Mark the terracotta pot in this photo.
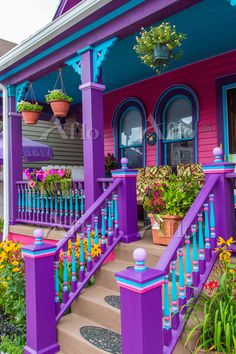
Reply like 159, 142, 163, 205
148, 214, 182, 245
49, 100, 70, 117
21, 111, 40, 125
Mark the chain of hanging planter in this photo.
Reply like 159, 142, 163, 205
17, 83, 43, 125
45, 68, 73, 118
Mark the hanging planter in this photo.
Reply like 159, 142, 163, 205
17, 83, 43, 125
134, 22, 186, 73
45, 68, 73, 118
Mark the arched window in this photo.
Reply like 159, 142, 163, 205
154, 86, 199, 166
113, 99, 146, 168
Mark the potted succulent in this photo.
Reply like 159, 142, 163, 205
105, 153, 118, 177
143, 174, 200, 245
0, 217, 3, 241
45, 89, 73, 118
17, 100, 43, 125
134, 22, 186, 73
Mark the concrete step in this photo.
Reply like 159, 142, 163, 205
57, 313, 118, 354
94, 259, 133, 292
72, 285, 121, 333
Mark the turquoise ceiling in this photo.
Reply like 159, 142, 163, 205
33, 0, 236, 104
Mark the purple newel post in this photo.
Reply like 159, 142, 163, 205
80, 49, 105, 209
8, 90, 23, 224
22, 229, 59, 354
203, 147, 236, 240
116, 248, 166, 354
112, 158, 139, 243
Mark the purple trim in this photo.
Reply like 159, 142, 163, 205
53, 0, 82, 20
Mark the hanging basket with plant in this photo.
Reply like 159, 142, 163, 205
134, 22, 186, 73
17, 83, 43, 125
45, 68, 73, 118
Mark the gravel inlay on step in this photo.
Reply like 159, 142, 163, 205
80, 326, 121, 353
104, 295, 120, 309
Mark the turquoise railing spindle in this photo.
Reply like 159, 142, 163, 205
54, 193, 58, 224
209, 194, 216, 250
94, 216, 99, 245
37, 191, 41, 222
25, 185, 28, 219
69, 191, 73, 225
28, 188, 32, 220
41, 192, 45, 223
17, 185, 21, 218
79, 232, 85, 282
104, 206, 108, 235
111, 195, 114, 222
50, 193, 53, 223
163, 274, 172, 346
113, 194, 119, 238
59, 193, 63, 225
107, 200, 113, 246
204, 203, 211, 262
33, 190, 36, 221
54, 256, 60, 314
198, 212, 206, 274
101, 208, 107, 253
22, 184, 25, 219
87, 224, 93, 272
71, 236, 77, 292
192, 224, 200, 287
75, 189, 79, 220
80, 189, 85, 216
171, 259, 179, 329
185, 234, 193, 300
45, 193, 49, 223
64, 194, 68, 225
178, 246, 186, 313
63, 246, 69, 303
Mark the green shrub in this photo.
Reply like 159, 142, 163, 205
17, 101, 43, 113
45, 89, 73, 103
0, 336, 24, 354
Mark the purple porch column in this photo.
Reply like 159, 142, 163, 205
80, 49, 105, 209
8, 90, 23, 223
22, 229, 59, 354
112, 157, 139, 243
116, 248, 166, 354
203, 147, 235, 240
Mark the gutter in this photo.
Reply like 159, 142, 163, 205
0, 83, 9, 241
0, 0, 112, 72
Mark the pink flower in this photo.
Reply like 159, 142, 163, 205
58, 169, 65, 177
29, 180, 35, 188
49, 169, 57, 175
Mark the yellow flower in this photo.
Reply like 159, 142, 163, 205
217, 236, 226, 246
12, 260, 19, 266
12, 267, 20, 273
91, 245, 102, 258
225, 237, 235, 247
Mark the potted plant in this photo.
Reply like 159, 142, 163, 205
0, 217, 3, 241
105, 153, 118, 177
143, 174, 200, 245
184, 237, 236, 353
134, 22, 186, 73
45, 89, 73, 118
17, 100, 43, 125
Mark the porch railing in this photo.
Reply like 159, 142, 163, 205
16, 180, 85, 228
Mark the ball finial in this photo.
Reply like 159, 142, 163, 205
34, 229, 44, 245
133, 248, 147, 272
213, 147, 223, 163
121, 157, 128, 169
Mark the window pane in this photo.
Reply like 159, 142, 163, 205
165, 98, 193, 140
227, 88, 236, 155
166, 141, 193, 166
120, 109, 143, 147
122, 147, 143, 168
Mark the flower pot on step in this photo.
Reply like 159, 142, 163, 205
49, 100, 70, 118
21, 111, 40, 125
148, 214, 182, 246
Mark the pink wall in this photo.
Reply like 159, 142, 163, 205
104, 50, 236, 165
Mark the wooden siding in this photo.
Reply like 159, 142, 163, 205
104, 50, 236, 165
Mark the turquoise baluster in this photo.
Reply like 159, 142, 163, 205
22, 184, 25, 219
28, 188, 32, 220
25, 185, 28, 219
80, 189, 85, 216
185, 234, 193, 300
79, 232, 85, 281
33, 190, 36, 221
41, 192, 45, 222
107, 200, 113, 246
54, 193, 58, 224
17, 184, 21, 219
50, 192, 53, 223
59, 193, 63, 225
104, 206, 108, 235
94, 216, 99, 245
113, 194, 119, 238
192, 224, 200, 287
69, 191, 73, 225
198, 212, 206, 274
101, 208, 107, 253
171, 259, 179, 329
63, 246, 69, 303
75, 188, 79, 220
163, 274, 172, 346
204, 203, 211, 261
36, 191, 40, 222
45, 193, 49, 223
71, 236, 77, 292
64, 194, 68, 225
209, 194, 216, 250
54, 257, 60, 314
111, 195, 114, 222
87, 224, 93, 271
178, 246, 186, 313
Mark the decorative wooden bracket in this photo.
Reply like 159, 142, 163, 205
66, 37, 118, 83
16, 81, 30, 103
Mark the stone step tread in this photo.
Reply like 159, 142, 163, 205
58, 313, 118, 354
78, 285, 120, 309
99, 258, 133, 273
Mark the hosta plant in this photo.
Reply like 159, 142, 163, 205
45, 89, 73, 103
184, 237, 236, 353
17, 100, 43, 112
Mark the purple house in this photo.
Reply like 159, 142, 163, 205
0, 1, 236, 353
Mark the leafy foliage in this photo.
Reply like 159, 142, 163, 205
0, 336, 24, 354
134, 22, 186, 73
105, 153, 118, 174
45, 89, 73, 103
17, 100, 43, 113
0, 218, 3, 234
184, 237, 236, 353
